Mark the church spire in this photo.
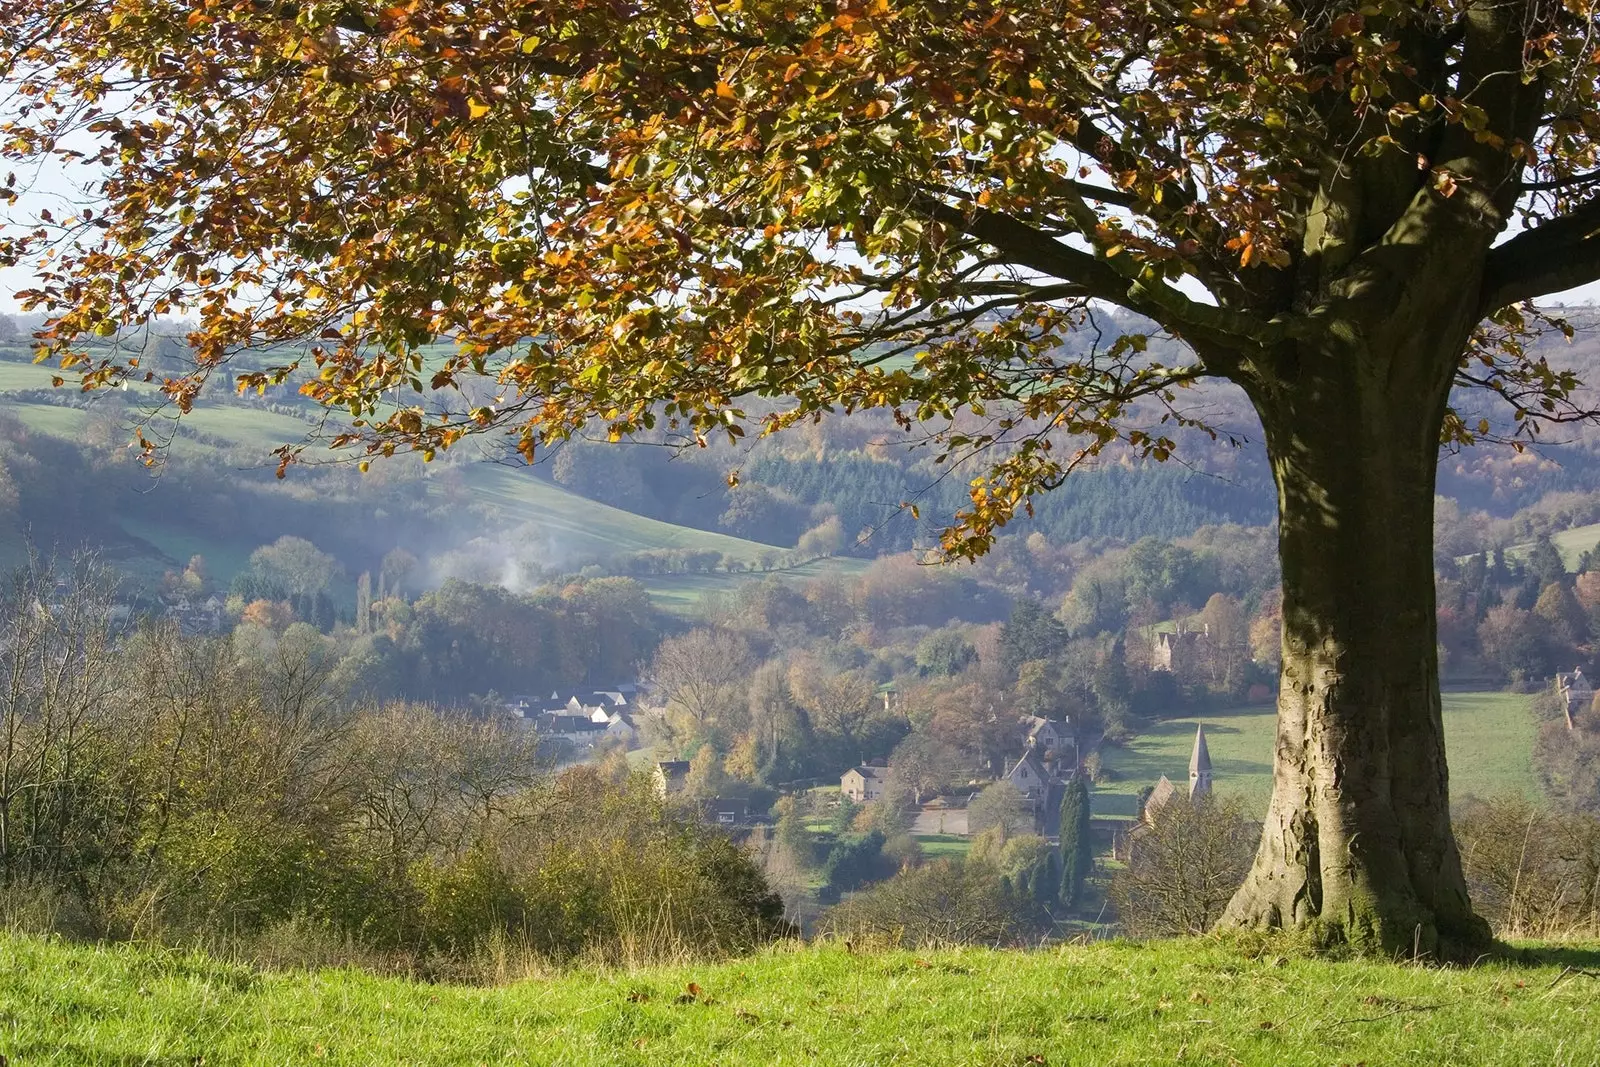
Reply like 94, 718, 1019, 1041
1189, 723, 1213, 799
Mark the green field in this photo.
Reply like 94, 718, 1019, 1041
1553, 522, 1600, 569
914, 833, 972, 860
1095, 691, 1539, 818
2, 932, 1596, 1065
635, 557, 874, 610
1495, 521, 1600, 571
455, 464, 787, 565
0, 354, 851, 604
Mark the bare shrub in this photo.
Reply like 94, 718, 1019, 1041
1455, 795, 1600, 939
1110, 794, 1255, 937
824, 857, 1044, 948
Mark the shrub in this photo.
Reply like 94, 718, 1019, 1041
825, 858, 1046, 948
822, 830, 889, 893
1454, 795, 1600, 939
0, 558, 786, 973
1110, 794, 1255, 938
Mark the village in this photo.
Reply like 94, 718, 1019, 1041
498, 676, 1220, 885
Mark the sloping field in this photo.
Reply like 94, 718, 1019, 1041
1553, 522, 1600, 569
1094, 691, 1539, 818
455, 464, 784, 563
1494, 521, 1600, 571
1, 933, 1594, 1065
0, 354, 849, 602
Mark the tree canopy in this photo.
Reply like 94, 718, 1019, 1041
2, 0, 1595, 536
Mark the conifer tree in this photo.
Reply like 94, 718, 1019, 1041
1058, 776, 1093, 910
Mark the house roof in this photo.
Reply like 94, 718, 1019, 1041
1026, 717, 1070, 745
1145, 775, 1177, 820
656, 760, 692, 776
845, 765, 891, 781
541, 714, 606, 734
1007, 751, 1048, 783
1189, 724, 1213, 775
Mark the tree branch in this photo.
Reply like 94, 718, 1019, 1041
912, 196, 1285, 356
1480, 195, 1600, 313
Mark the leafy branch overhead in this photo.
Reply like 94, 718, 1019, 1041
3, 0, 1600, 553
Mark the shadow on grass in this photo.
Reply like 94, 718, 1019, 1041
1148, 721, 1247, 736
1512, 943, 1600, 969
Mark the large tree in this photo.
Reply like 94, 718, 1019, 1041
6, 0, 1600, 955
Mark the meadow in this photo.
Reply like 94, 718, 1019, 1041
1093, 691, 1539, 818
2, 932, 1595, 1065
0, 348, 861, 608
1553, 522, 1600, 569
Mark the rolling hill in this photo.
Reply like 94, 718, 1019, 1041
0, 343, 862, 608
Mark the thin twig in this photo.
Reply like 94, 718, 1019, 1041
1321, 1004, 1438, 1028
1543, 965, 1600, 994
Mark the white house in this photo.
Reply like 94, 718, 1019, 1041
841, 765, 891, 803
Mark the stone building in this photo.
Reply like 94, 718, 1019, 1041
1557, 667, 1594, 729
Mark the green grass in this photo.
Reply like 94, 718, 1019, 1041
914, 833, 971, 860
2, 933, 1597, 1065
0, 360, 68, 390
6, 403, 92, 438
1552, 522, 1600, 570
1095, 692, 1539, 819
454, 464, 785, 563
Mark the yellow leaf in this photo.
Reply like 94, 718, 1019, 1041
467, 97, 491, 119
716, 81, 736, 99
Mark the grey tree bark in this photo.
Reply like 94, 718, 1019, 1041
1220, 273, 1495, 957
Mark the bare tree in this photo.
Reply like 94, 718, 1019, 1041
648, 628, 752, 730
967, 782, 1033, 840
1111, 795, 1255, 938
788, 657, 879, 759
0, 551, 125, 887
826, 858, 1040, 948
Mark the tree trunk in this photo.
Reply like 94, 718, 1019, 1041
1220, 307, 1494, 959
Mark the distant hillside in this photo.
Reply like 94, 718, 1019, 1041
3, 306, 1600, 599
0, 340, 861, 607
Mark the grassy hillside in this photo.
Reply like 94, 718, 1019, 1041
1094, 691, 1539, 818
1553, 522, 1600, 569
2, 933, 1594, 1065
1495, 520, 1600, 571
0, 348, 866, 607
